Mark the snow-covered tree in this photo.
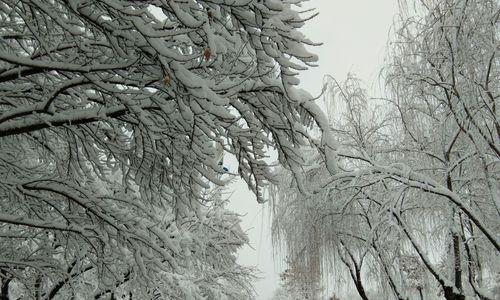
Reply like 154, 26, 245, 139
271, 0, 499, 299
0, 0, 327, 298
385, 0, 499, 297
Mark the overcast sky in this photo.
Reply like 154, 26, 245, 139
228, 1, 398, 299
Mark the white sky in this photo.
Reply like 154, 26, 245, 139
228, 1, 398, 299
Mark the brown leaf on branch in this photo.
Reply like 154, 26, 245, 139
204, 47, 212, 61
163, 73, 171, 86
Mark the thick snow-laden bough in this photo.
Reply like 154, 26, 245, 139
0, 0, 332, 298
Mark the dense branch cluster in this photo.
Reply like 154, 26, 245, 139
0, 0, 325, 298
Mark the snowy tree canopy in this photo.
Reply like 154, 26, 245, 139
0, 0, 325, 298
0, 0, 324, 204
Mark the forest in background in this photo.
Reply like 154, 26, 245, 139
0, 0, 498, 299
271, 1, 499, 299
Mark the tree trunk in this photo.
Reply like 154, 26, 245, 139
0, 269, 11, 300
338, 243, 370, 300
417, 286, 423, 300
452, 231, 463, 299
447, 172, 464, 300
443, 286, 465, 300
353, 268, 370, 300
